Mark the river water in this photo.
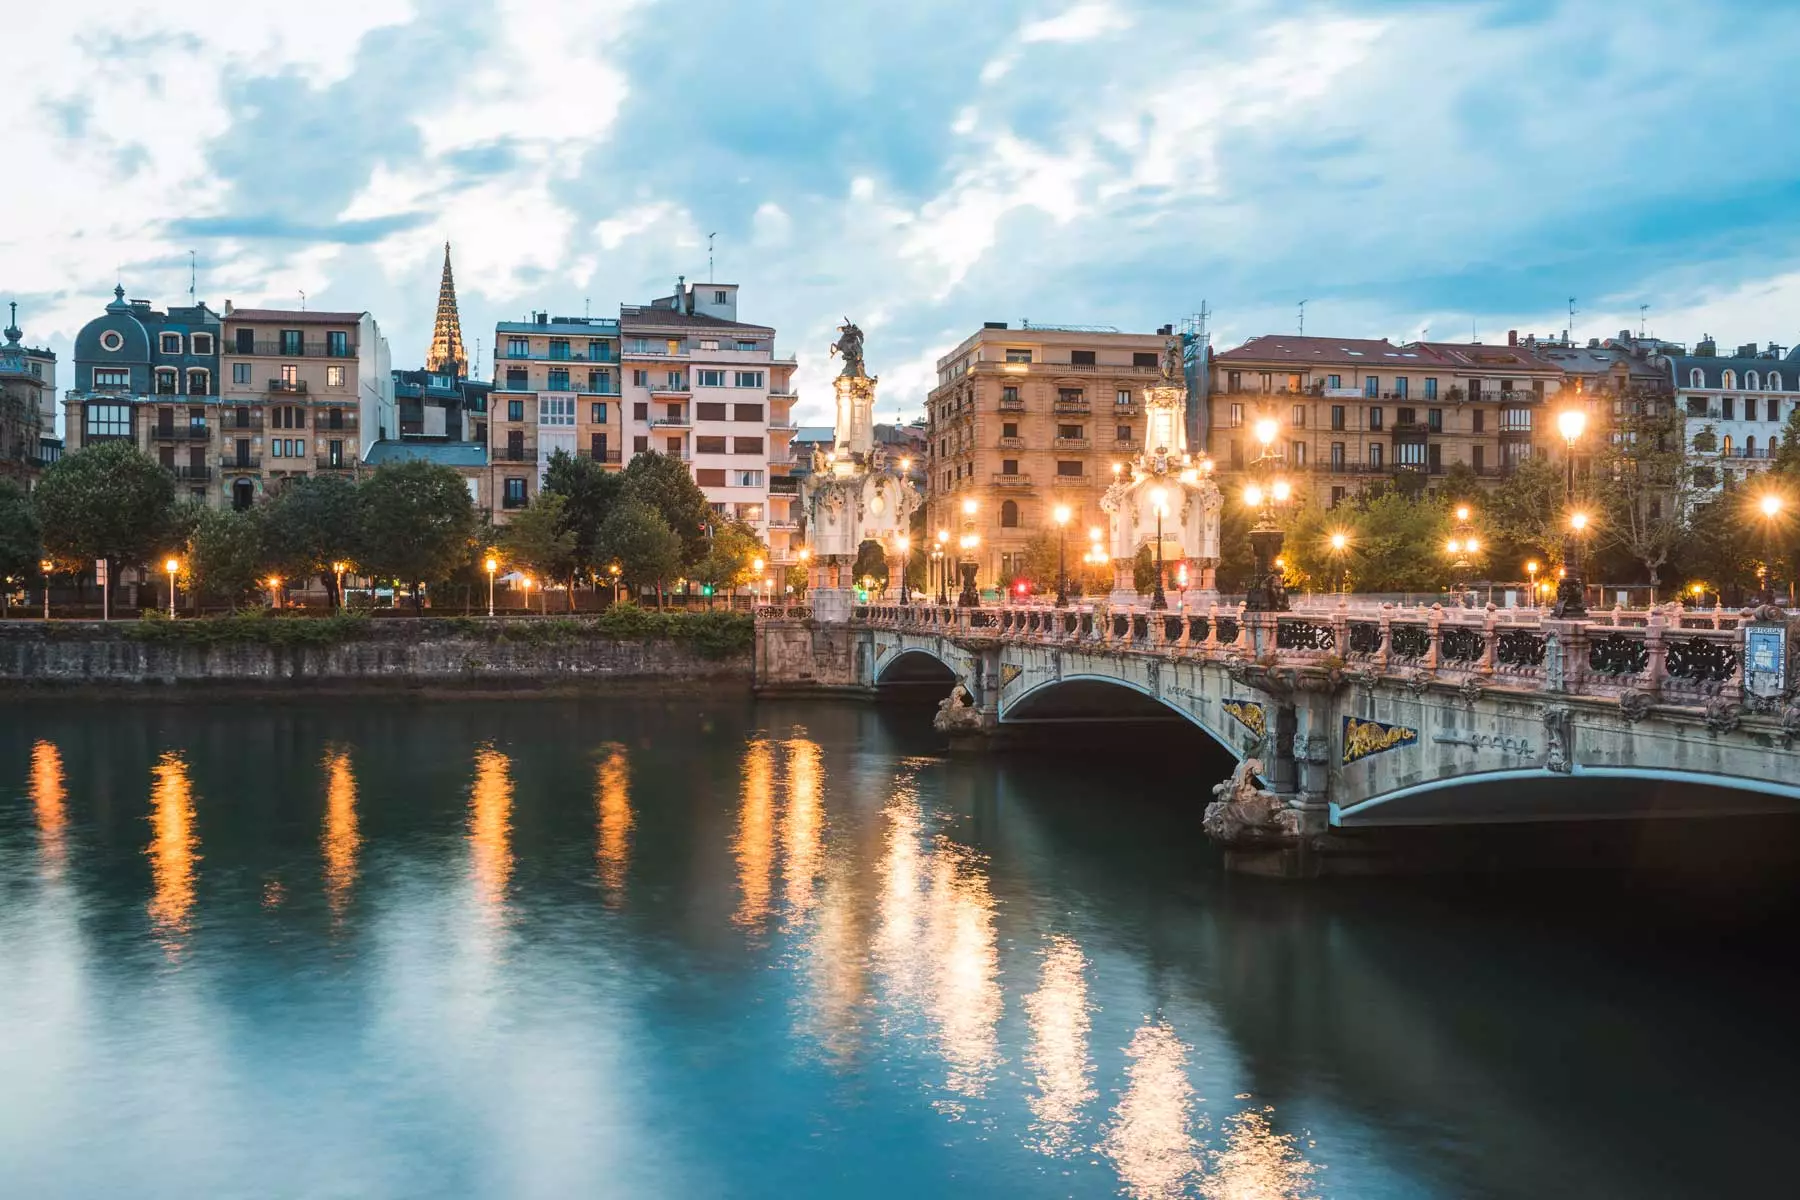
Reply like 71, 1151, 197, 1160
2, 695, 1796, 1199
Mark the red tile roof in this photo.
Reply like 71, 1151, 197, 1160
1406, 341, 1557, 371
1215, 335, 1430, 365
225, 309, 365, 325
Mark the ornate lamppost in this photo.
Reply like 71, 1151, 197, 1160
1756, 492, 1783, 605
957, 498, 980, 607
1525, 559, 1539, 610
165, 557, 180, 619
1328, 531, 1349, 594
1243, 416, 1292, 611
333, 560, 349, 611
485, 556, 498, 616
1053, 503, 1072, 608
1149, 487, 1169, 610
1553, 407, 1588, 617
40, 558, 52, 621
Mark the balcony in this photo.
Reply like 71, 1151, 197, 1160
232, 340, 357, 358
650, 383, 692, 397
577, 449, 624, 464
1053, 436, 1091, 450
1052, 397, 1091, 414
769, 477, 801, 495
651, 412, 692, 428
268, 379, 308, 395
315, 455, 357, 471
499, 445, 536, 462
221, 415, 265, 432
219, 455, 263, 470
997, 436, 1025, 449
1499, 426, 1534, 441
999, 397, 1026, 412
1113, 438, 1140, 451
149, 425, 212, 442
1112, 400, 1143, 415
164, 465, 212, 481
991, 472, 1033, 488
1390, 421, 1431, 437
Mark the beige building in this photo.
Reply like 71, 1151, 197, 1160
217, 306, 393, 509
487, 313, 622, 520
925, 323, 1168, 586
1209, 334, 1568, 508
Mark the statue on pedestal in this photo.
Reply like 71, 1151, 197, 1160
829, 319, 867, 379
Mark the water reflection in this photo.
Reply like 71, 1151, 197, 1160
927, 841, 1002, 1106
595, 743, 631, 906
468, 745, 514, 915
732, 739, 776, 928
321, 747, 359, 916
1024, 934, 1095, 1155
1101, 1020, 1203, 1200
30, 740, 68, 875
780, 736, 823, 926
146, 751, 199, 945
1202, 1108, 1318, 1200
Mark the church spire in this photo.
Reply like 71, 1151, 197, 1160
426, 241, 469, 378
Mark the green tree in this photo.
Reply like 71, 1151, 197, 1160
1487, 454, 1567, 570
1595, 389, 1688, 602
355, 460, 477, 613
1679, 492, 1760, 604
620, 451, 713, 568
693, 519, 767, 604
543, 449, 624, 575
1770, 403, 1800, 481
263, 474, 362, 606
596, 499, 682, 606
1306, 491, 1455, 593
33, 441, 176, 603
851, 538, 890, 596
185, 507, 266, 611
0, 480, 41, 616
501, 492, 578, 611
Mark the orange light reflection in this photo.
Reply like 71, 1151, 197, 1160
30, 740, 68, 875
780, 736, 823, 926
732, 739, 776, 928
321, 747, 360, 917
595, 743, 632, 906
1024, 934, 1095, 1155
146, 751, 199, 942
1100, 1020, 1203, 1200
468, 745, 514, 914
1201, 1107, 1320, 1200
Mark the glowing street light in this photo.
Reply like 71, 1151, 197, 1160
485, 555, 498, 617
40, 558, 52, 621
1554, 407, 1589, 616
1253, 416, 1279, 449
267, 575, 282, 610
332, 560, 350, 612
1243, 483, 1265, 508
1052, 503, 1073, 608
1526, 559, 1539, 608
1149, 487, 1170, 610
1756, 492, 1785, 603
1328, 530, 1350, 594
165, 557, 180, 619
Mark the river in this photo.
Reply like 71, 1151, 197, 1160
2, 695, 1795, 1198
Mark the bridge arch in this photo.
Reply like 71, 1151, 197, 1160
873, 646, 963, 685
1001, 672, 1250, 762
1335, 766, 1800, 828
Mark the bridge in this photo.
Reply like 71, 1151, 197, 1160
754, 597, 1800, 875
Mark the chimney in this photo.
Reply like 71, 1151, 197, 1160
224, 299, 234, 316
1508, 330, 1518, 346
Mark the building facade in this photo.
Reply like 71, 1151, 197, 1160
1, 304, 56, 484
1667, 338, 1800, 492
216, 305, 392, 510
64, 286, 222, 502
486, 312, 621, 519
925, 323, 1168, 586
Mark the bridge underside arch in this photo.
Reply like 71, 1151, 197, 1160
874, 647, 961, 685
1337, 767, 1800, 828
1001, 674, 1247, 762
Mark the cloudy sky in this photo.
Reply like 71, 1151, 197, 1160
10, 0, 1800, 424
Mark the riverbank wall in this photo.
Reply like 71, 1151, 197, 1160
0, 616, 752, 693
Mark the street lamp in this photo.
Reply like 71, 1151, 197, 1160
40, 558, 52, 620
520, 574, 534, 614
484, 556, 499, 616
1244, 415, 1292, 612
892, 536, 910, 602
752, 556, 764, 606
1149, 487, 1169, 610
332, 560, 349, 612
165, 557, 180, 619
1756, 492, 1783, 605
267, 576, 282, 610
1553, 407, 1589, 616
1690, 581, 1709, 609
608, 562, 622, 605
934, 529, 950, 605
957, 499, 979, 607
1328, 531, 1349, 594
1526, 560, 1539, 608
1053, 503, 1072, 607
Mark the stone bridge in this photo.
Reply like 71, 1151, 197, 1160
755, 597, 1800, 874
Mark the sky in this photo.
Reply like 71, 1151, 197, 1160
10, 0, 1800, 426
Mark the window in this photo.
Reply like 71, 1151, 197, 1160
1001, 386, 1020, 406
232, 362, 251, 385
549, 339, 570, 361
1472, 410, 1485, 433
1472, 445, 1485, 472
1396, 408, 1415, 426
1772, 372, 1785, 393
1424, 378, 1438, 400
547, 368, 570, 391
1500, 408, 1532, 431
733, 437, 764, 455
1368, 443, 1384, 468
1133, 352, 1158, 368
1427, 408, 1443, 432
1326, 374, 1341, 389
698, 369, 726, 387
695, 468, 727, 488
1748, 371, 1761, 391
591, 340, 612, 361
736, 341, 757, 352
503, 368, 525, 389
666, 339, 682, 355
734, 371, 764, 388
326, 365, 344, 388
277, 329, 301, 355
193, 333, 214, 355
666, 437, 682, 456
696, 436, 728, 454
1001, 500, 1021, 527
155, 368, 177, 394
508, 400, 525, 421
93, 367, 130, 389
1364, 377, 1379, 398
328, 408, 344, 430
634, 436, 649, 453
160, 332, 182, 354
1228, 371, 1242, 393
1722, 434, 1734, 455
697, 402, 727, 421
1116, 389, 1132, 407
272, 439, 284, 459
633, 370, 649, 387
1291, 405, 1306, 427
1393, 378, 1409, 399
1117, 424, 1132, 441
1002, 422, 1019, 439
1746, 436, 1758, 456
1057, 387, 1084, 406
508, 338, 529, 358
1723, 370, 1738, 389
734, 403, 764, 422
1001, 458, 1020, 475
281, 364, 298, 386
1071, 350, 1096, 366
187, 369, 209, 396
666, 371, 685, 389
1005, 348, 1032, 363
1396, 441, 1425, 468
732, 470, 764, 488
1689, 368, 1705, 388
1723, 397, 1735, 421
1686, 397, 1708, 417
627, 338, 651, 354
1770, 398, 1782, 422
1330, 486, 1346, 507
1368, 407, 1383, 431
1056, 460, 1084, 477
541, 397, 574, 426
1290, 441, 1307, 466
1057, 424, 1084, 440
232, 328, 253, 354
1229, 403, 1243, 427
326, 331, 349, 357
591, 403, 607, 423
633, 402, 648, 420
1330, 442, 1345, 469
713, 290, 729, 305
504, 478, 527, 507
84, 403, 132, 438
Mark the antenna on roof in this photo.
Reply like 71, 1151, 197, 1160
299, 290, 307, 311
585, 298, 590, 318
1567, 296, 1577, 344
1298, 299, 1308, 336
475, 338, 483, 379
1639, 304, 1648, 339
708, 232, 717, 283
189, 250, 196, 303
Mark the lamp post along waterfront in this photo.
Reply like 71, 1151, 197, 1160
1053, 504, 1072, 608
957, 498, 979, 608
1553, 408, 1588, 617
1757, 493, 1783, 606
165, 558, 180, 619
1149, 488, 1168, 610
485, 557, 497, 617
41, 559, 51, 621
1244, 417, 1291, 612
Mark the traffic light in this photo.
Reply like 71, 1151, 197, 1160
701, 584, 713, 596
1014, 580, 1029, 597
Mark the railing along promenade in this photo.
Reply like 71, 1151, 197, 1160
757, 597, 1752, 709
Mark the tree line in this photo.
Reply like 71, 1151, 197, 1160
0, 442, 769, 612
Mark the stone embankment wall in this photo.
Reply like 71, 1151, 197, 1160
0, 619, 750, 690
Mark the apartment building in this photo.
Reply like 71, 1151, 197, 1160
64, 286, 222, 502
926, 322, 1168, 585
216, 305, 392, 509
1669, 337, 1800, 492
620, 281, 797, 558
1, 305, 56, 484
1210, 334, 1566, 508
486, 313, 621, 518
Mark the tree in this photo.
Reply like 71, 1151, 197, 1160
620, 451, 713, 568
1297, 491, 1454, 593
355, 460, 477, 613
1679, 493, 1760, 605
1487, 454, 1567, 570
33, 442, 176, 602
543, 449, 624, 575
596, 499, 682, 606
263, 474, 362, 606
692, 519, 767, 603
1595, 389, 1687, 601
851, 538, 890, 595
186, 507, 266, 611
0, 480, 40, 616
1012, 532, 1062, 595
501, 492, 578, 611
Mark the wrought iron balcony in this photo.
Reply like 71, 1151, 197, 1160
577, 448, 623, 463
268, 379, 308, 395
233, 340, 357, 358
220, 454, 263, 470
149, 425, 212, 442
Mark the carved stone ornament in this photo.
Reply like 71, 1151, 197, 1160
1404, 670, 1432, 696
932, 683, 987, 735
1617, 689, 1652, 724
1298, 733, 1333, 764
1704, 696, 1741, 735
1542, 704, 1574, 774
1457, 676, 1484, 706
1201, 758, 1302, 849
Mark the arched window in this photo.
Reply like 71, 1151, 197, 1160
1723, 369, 1738, 389
1722, 434, 1734, 455
186, 368, 210, 397
1745, 435, 1756, 456
1000, 500, 1020, 528
1691, 368, 1705, 388
1748, 371, 1761, 391
1772, 372, 1784, 393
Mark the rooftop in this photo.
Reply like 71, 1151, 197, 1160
1216, 335, 1414, 364
619, 307, 772, 334
225, 308, 366, 325
363, 440, 487, 469
1408, 341, 1558, 371
495, 316, 620, 337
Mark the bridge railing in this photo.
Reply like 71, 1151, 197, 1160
761, 597, 1758, 707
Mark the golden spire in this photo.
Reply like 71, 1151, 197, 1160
426, 241, 468, 378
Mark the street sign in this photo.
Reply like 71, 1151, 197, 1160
1744, 621, 1787, 701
